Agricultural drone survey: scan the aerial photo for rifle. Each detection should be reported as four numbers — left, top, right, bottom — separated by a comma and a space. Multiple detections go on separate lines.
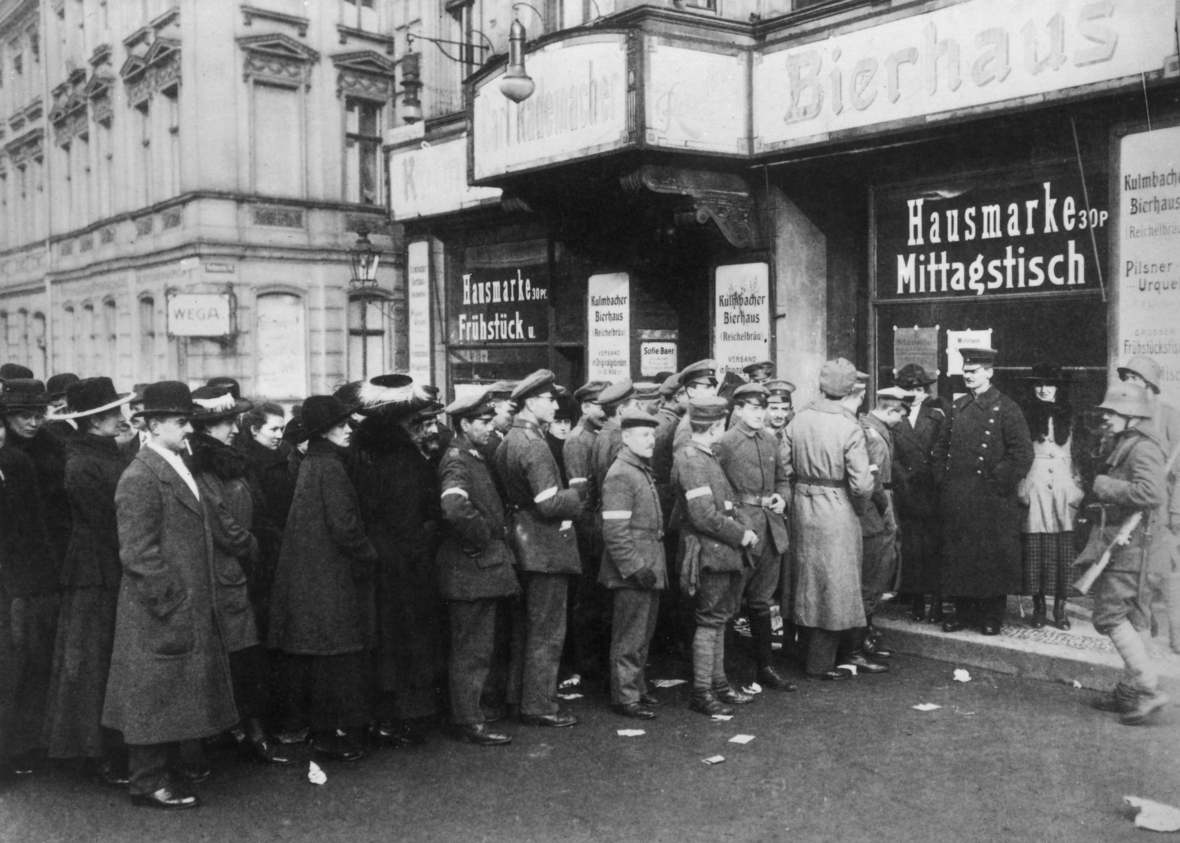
1074, 440, 1180, 595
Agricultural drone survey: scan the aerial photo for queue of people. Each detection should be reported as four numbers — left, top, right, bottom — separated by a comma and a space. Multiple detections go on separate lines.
0, 347, 1176, 810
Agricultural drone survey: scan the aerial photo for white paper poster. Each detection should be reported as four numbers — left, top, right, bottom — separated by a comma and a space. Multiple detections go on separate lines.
946, 329, 994, 376
714, 263, 771, 378
1117, 125, 1180, 402
588, 273, 630, 381
640, 342, 677, 377
407, 240, 432, 385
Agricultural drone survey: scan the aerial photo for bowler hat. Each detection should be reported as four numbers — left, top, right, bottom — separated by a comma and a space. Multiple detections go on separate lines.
190, 385, 254, 423
1117, 356, 1163, 394
133, 381, 197, 419
206, 377, 242, 401
894, 363, 937, 388
58, 377, 133, 419
819, 359, 859, 398
46, 373, 80, 401
1023, 362, 1067, 383
0, 363, 34, 381
301, 395, 360, 441
1097, 382, 1152, 419
2, 378, 51, 410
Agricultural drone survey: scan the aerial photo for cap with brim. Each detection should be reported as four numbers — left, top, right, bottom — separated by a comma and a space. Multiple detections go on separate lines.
133, 381, 197, 419
742, 360, 774, 376
894, 363, 937, 388
765, 380, 795, 405
486, 380, 519, 400
732, 383, 769, 406
1116, 355, 1162, 392
301, 394, 361, 441
46, 373, 80, 401
855, 369, 870, 384
56, 377, 133, 419
960, 347, 998, 368
2, 378, 52, 411
574, 380, 609, 403
282, 418, 306, 443
680, 359, 718, 387
658, 373, 683, 398
688, 395, 729, 424
620, 408, 659, 429
598, 378, 636, 407
190, 386, 254, 423
446, 391, 494, 420
819, 359, 859, 398
1097, 382, 1152, 419
877, 386, 914, 402
512, 370, 558, 402
633, 382, 660, 402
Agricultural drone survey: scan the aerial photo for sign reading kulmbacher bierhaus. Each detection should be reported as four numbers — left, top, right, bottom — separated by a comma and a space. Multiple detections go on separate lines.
449, 264, 550, 344
875, 168, 1108, 300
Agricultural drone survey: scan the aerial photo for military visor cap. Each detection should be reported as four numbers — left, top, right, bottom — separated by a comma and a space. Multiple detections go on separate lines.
688, 395, 729, 424
960, 347, 999, 368
877, 386, 914, 402
486, 379, 519, 400
680, 359, 718, 387
511, 370, 558, 402
1097, 382, 1153, 419
765, 379, 795, 404
732, 383, 770, 406
742, 360, 774, 376
620, 408, 659, 429
574, 380, 609, 403
597, 378, 635, 407
658, 372, 683, 398
446, 391, 495, 420
633, 382, 661, 401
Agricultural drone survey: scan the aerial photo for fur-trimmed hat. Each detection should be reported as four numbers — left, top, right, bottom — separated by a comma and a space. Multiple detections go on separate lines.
356, 374, 433, 418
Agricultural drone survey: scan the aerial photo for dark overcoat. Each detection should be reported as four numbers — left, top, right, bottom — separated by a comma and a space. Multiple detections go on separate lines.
59, 434, 125, 589
591, 418, 623, 497
437, 435, 521, 601
102, 445, 237, 745
933, 385, 1034, 597
893, 401, 945, 592
599, 449, 667, 589
268, 439, 378, 656
8, 428, 71, 581
0, 444, 54, 597
650, 406, 682, 520
563, 416, 602, 553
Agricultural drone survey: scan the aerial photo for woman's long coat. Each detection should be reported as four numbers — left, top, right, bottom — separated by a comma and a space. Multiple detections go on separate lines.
102, 446, 237, 745
268, 439, 378, 656
783, 400, 876, 630
893, 401, 945, 593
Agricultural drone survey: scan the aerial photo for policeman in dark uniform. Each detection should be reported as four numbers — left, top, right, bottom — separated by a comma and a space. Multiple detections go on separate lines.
600, 410, 667, 720
495, 371, 586, 728
934, 348, 1033, 635
714, 383, 796, 691
742, 360, 775, 384
438, 392, 521, 746
672, 396, 759, 715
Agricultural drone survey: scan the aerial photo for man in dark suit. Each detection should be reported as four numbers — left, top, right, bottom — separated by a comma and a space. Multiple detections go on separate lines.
103, 382, 237, 809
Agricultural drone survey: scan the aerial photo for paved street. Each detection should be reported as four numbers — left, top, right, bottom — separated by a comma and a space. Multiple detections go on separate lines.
2, 653, 1176, 843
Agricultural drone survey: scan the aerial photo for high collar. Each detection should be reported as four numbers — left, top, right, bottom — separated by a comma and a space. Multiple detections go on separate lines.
733, 419, 760, 438
965, 385, 998, 405
454, 433, 483, 459
306, 437, 349, 460
617, 448, 650, 470
810, 397, 851, 416
512, 418, 544, 435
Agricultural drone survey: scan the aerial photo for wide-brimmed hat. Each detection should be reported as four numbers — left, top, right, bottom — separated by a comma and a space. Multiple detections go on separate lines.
206, 376, 243, 401
57, 377, 133, 419
132, 381, 197, 419
301, 395, 360, 441
1022, 362, 1068, 383
190, 386, 254, 423
46, 373, 80, 401
1097, 382, 1152, 419
2, 378, 51, 411
1117, 356, 1163, 393
894, 363, 937, 388
355, 374, 433, 418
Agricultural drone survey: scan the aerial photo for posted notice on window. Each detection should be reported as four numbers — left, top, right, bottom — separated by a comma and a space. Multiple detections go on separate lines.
714, 263, 771, 377
588, 273, 630, 381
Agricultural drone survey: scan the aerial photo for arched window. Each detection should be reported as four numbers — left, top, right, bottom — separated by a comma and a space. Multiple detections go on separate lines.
255, 292, 307, 400
81, 302, 96, 372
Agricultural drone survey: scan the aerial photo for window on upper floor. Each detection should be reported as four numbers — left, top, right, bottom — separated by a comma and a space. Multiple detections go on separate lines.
344, 97, 383, 206
28, 30, 38, 64
136, 102, 152, 208
164, 87, 180, 198
31, 313, 47, 380
343, 0, 379, 31
138, 296, 158, 382
102, 299, 117, 376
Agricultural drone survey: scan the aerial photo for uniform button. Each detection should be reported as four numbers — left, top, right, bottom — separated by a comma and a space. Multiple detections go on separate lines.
978, 456, 984, 461
1048, 468, 1054, 473
977, 470, 982, 474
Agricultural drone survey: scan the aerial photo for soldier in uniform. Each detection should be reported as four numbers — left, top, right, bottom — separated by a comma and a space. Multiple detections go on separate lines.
600, 410, 667, 720
765, 380, 797, 440
892, 364, 946, 623
591, 379, 640, 496
632, 383, 662, 416
673, 360, 720, 450
495, 371, 587, 728
934, 348, 1034, 635
714, 383, 796, 691
783, 360, 877, 681
672, 396, 759, 715
651, 373, 687, 513
743, 361, 774, 384
478, 380, 518, 465
1086, 382, 1170, 725
437, 393, 521, 746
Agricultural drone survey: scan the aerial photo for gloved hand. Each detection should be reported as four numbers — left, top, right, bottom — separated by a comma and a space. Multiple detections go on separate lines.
630, 567, 658, 589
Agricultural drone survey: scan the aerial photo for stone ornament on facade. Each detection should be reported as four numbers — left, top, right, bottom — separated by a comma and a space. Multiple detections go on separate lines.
239, 33, 320, 90
120, 38, 182, 107
331, 52, 397, 101
620, 164, 760, 249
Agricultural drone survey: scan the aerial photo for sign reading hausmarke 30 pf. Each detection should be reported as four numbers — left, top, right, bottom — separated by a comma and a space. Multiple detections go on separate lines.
450, 265, 550, 344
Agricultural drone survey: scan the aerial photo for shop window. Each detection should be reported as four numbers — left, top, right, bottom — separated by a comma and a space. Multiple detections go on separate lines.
255, 292, 307, 400
347, 293, 394, 381
344, 97, 383, 205
253, 83, 303, 198
138, 296, 157, 381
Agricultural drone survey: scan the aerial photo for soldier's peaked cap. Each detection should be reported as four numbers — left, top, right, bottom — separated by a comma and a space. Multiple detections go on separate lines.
688, 395, 729, 423
574, 380, 610, 402
445, 391, 495, 420
511, 370, 558, 402
620, 408, 659, 429
732, 383, 769, 405
680, 359, 718, 386
961, 347, 999, 367
597, 378, 635, 407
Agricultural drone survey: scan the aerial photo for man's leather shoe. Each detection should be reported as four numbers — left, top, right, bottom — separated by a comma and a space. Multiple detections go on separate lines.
942, 616, 969, 633
96, 759, 130, 787
840, 653, 889, 674
176, 766, 211, 784
638, 693, 666, 708
758, 666, 798, 692
456, 723, 512, 745
980, 621, 1002, 636
805, 668, 853, 681
130, 786, 200, 810
688, 692, 734, 717
1092, 685, 1137, 714
247, 738, 296, 766
713, 683, 754, 705
861, 638, 893, 659
313, 732, 368, 762
483, 705, 508, 723
612, 703, 657, 720
519, 711, 579, 728
274, 727, 309, 745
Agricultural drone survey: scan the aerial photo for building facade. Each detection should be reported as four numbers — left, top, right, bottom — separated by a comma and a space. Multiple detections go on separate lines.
390, 0, 1180, 412
0, 0, 416, 399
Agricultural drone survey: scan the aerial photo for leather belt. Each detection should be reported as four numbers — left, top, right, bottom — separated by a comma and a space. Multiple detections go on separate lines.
737, 494, 774, 507
793, 475, 847, 489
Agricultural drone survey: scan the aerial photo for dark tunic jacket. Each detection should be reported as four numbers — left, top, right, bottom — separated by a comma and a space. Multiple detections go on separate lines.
671, 439, 746, 574
714, 420, 791, 556
1090, 421, 1167, 575
599, 448, 667, 589
893, 402, 945, 521
933, 385, 1034, 597
437, 434, 521, 601
651, 405, 683, 524
60, 433, 125, 589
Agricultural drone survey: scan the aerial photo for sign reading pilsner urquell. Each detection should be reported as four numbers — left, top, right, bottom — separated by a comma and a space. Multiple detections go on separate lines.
875, 167, 1108, 300
449, 264, 550, 345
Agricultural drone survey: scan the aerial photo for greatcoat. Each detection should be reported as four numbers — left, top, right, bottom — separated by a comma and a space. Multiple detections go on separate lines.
933, 385, 1034, 597
102, 446, 237, 745
893, 401, 944, 593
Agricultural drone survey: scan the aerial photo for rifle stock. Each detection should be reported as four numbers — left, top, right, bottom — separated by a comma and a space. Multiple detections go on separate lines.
1073, 511, 1143, 595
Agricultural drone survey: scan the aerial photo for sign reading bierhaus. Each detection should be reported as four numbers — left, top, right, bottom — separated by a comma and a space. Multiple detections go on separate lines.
448, 264, 550, 344
875, 167, 1108, 300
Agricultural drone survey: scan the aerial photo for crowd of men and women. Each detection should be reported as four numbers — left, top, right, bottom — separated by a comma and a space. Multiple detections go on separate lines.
0, 347, 1176, 810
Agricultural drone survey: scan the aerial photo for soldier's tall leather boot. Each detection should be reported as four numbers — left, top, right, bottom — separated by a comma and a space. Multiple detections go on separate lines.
751, 612, 796, 691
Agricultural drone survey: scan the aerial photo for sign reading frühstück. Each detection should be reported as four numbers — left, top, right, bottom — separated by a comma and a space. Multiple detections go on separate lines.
448, 264, 550, 345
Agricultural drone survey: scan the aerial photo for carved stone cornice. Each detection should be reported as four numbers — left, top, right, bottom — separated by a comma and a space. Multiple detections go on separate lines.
5, 128, 45, 165
331, 51, 396, 101
621, 165, 760, 249
336, 25, 394, 56
120, 38, 181, 105
239, 33, 320, 90
242, 5, 310, 37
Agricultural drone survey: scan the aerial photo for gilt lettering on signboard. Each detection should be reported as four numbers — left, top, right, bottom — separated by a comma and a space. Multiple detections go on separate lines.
449, 264, 550, 345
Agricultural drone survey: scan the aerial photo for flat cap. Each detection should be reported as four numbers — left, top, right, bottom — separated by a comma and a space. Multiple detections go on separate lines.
765, 379, 796, 404
598, 378, 635, 407
512, 370, 558, 402
658, 372, 683, 398
633, 381, 661, 401
486, 380, 519, 399
742, 360, 774, 376
574, 380, 610, 403
894, 363, 937, 388
620, 408, 659, 429
819, 358, 860, 398
960, 347, 998, 367
680, 359, 718, 387
688, 395, 729, 424
446, 390, 495, 420
732, 383, 769, 406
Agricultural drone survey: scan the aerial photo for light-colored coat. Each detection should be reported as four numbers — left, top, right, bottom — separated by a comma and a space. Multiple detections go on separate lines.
783, 400, 875, 630
1018, 416, 1084, 534
102, 446, 237, 745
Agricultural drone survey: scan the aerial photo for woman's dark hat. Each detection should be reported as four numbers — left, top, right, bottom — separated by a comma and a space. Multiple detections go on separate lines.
206, 376, 242, 401
2, 378, 51, 411
894, 363, 937, 388
0, 363, 34, 381
57, 377, 133, 419
1022, 362, 1067, 383
190, 385, 254, 423
282, 417, 306, 443
46, 373, 80, 401
356, 374, 433, 418
300, 395, 360, 441
132, 381, 197, 419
